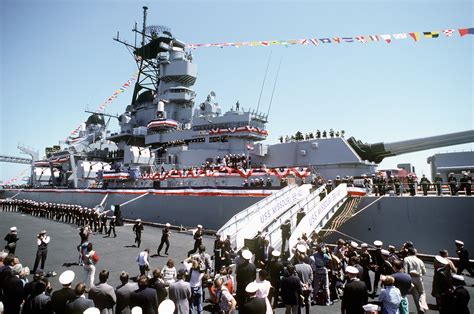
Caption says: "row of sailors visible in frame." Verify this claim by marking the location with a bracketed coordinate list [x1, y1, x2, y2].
[0, 199, 115, 233]
[242, 178, 273, 188]
[279, 129, 346, 143]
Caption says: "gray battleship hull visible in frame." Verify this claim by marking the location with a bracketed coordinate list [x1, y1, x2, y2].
[323, 196, 474, 255]
[0, 188, 269, 230]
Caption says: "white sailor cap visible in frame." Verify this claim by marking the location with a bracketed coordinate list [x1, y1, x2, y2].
[157, 299, 175, 314]
[455, 240, 464, 246]
[381, 249, 390, 256]
[452, 274, 465, 283]
[388, 245, 395, 250]
[345, 266, 359, 274]
[350, 241, 358, 248]
[242, 249, 252, 260]
[361, 243, 368, 248]
[112, 216, 116, 219]
[83, 308, 100, 314]
[10, 226, 17, 232]
[296, 244, 307, 254]
[362, 304, 379, 311]
[434, 255, 449, 266]
[373, 240, 383, 247]
[59, 270, 75, 285]
[166, 223, 171, 227]
[271, 250, 281, 257]
[197, 224, 203, 228]
[245, 282, 259, 293]
[136, 219, 141, 222]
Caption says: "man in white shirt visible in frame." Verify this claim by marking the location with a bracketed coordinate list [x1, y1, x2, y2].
[403, 247, 429, 313]
[137, 248, 150, 277]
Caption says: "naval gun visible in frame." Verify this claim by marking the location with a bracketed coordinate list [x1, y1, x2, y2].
[347, 130, 474, 163]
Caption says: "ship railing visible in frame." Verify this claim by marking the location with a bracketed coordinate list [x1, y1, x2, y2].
[219, 184, 314, 250]
[286, 183, 348, 256]
[262, 184, 327, 252]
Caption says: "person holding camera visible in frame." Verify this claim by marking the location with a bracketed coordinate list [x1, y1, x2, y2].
[33, 230, 50, 273]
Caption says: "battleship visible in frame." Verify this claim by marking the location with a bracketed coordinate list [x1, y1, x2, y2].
[1, 7, 473, 255]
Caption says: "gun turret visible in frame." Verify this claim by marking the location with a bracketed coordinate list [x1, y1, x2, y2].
[348, 130, 474, 163]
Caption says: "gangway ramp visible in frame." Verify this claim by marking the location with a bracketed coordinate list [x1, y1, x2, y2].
[288, 183, 348, 252]
[217, 184, 313, 250]
[262, 184, 326, 252]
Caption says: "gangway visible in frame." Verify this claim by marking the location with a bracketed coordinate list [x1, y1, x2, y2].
[288, 183, 349, 253]
[262, 184, 326, 252]
[217, 183, 313, 249]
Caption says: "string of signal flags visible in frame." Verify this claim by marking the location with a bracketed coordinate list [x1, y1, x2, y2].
[186, 27, 474, 49]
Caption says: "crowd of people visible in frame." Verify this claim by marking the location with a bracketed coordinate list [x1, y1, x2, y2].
[1, 197, 473, 314]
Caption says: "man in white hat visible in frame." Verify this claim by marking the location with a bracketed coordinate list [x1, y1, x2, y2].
[33, 229, 50, 274]
[51, 270, 76, 314]
[403, 247, 428, 313]
[157, 223, 171, 256]
[371, 240, 384, 297]
[132, 219, 144, 248]
[341, 266, 368, 314]
[450, 274, 470, 313]
[236, 249, 256, 308]
[4, 226, 19, 255]
[432, 255, 451, 312]
[268, 250, 284, 308]
[240, 282, 266, 313]
[187, 224, 203, 257]
[455, 240, 473, 276]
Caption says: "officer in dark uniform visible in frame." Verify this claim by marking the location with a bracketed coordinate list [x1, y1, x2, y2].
[326, 180, 333, 193]
[334, 176, 341, 187]
[407, 175, 416, 196]
[33, 230, 50, 273]
[133, 219, 144, 248]
[157, 223, 171, 256]
[99, 213, 108, 234]
[434, 173, 443, 196]
[419, 174, 431, 196]
[4, 226, 19, 254]
[459, 172, 472, 196]
[315, 130, 321, 138]
[448, 172, 457, 196]
[107, 216, 117, 237]
[455, 240, 474, 276]
[187, 224, 203, 257]
[280, 219, 291, 258]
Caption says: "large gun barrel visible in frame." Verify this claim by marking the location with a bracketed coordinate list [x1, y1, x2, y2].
[348, 130, 474, 163]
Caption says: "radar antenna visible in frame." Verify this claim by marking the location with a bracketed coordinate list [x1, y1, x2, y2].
[113, 7, 173, 107]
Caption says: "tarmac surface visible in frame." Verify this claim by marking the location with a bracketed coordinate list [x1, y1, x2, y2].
[1, 211, 472, 313]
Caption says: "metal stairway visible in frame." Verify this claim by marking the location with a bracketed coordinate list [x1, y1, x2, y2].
[217, 183, 314, 250]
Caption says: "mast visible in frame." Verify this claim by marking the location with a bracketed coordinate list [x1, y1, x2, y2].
[130, 6, 148, 107]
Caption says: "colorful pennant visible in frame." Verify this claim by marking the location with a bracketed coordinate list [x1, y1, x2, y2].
[187, 27, 473, 49]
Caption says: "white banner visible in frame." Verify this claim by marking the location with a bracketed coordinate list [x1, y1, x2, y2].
[236, 184, 312, 248]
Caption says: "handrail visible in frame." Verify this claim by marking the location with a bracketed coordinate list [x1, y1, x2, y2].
[221, 184, 313, 250]
[217, 185, 294, 234]
[289, 183, 348, 251]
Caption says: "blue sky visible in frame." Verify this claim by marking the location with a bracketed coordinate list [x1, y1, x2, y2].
[1, 0, 473, 183]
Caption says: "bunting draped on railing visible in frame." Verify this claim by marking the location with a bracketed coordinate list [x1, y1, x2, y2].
[64, 72, 138, 141]
[187, 27, 474, 49]
[101, 166, 312, 181]
[0, 168, 29, 186]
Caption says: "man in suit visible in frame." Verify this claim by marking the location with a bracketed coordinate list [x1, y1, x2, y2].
[65, 283, 95, 314]
[115, 271, 138, 314]
[236, 249, 257, 308]
[130, 275, 159, 314]
[148, 268, 168, 305]
[240, 282, 266, 314]
[88, 269, 116, 314]
[51, 270, 76, 314]
[2, 262, 24, 314]
[280, 264, 302, 314]
[21, 277, 52, 314]
[169, 268, 191, 314]
[341, 266, 368, 314]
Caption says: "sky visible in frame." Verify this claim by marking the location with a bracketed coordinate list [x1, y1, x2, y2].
[1, 0, 473, 183]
